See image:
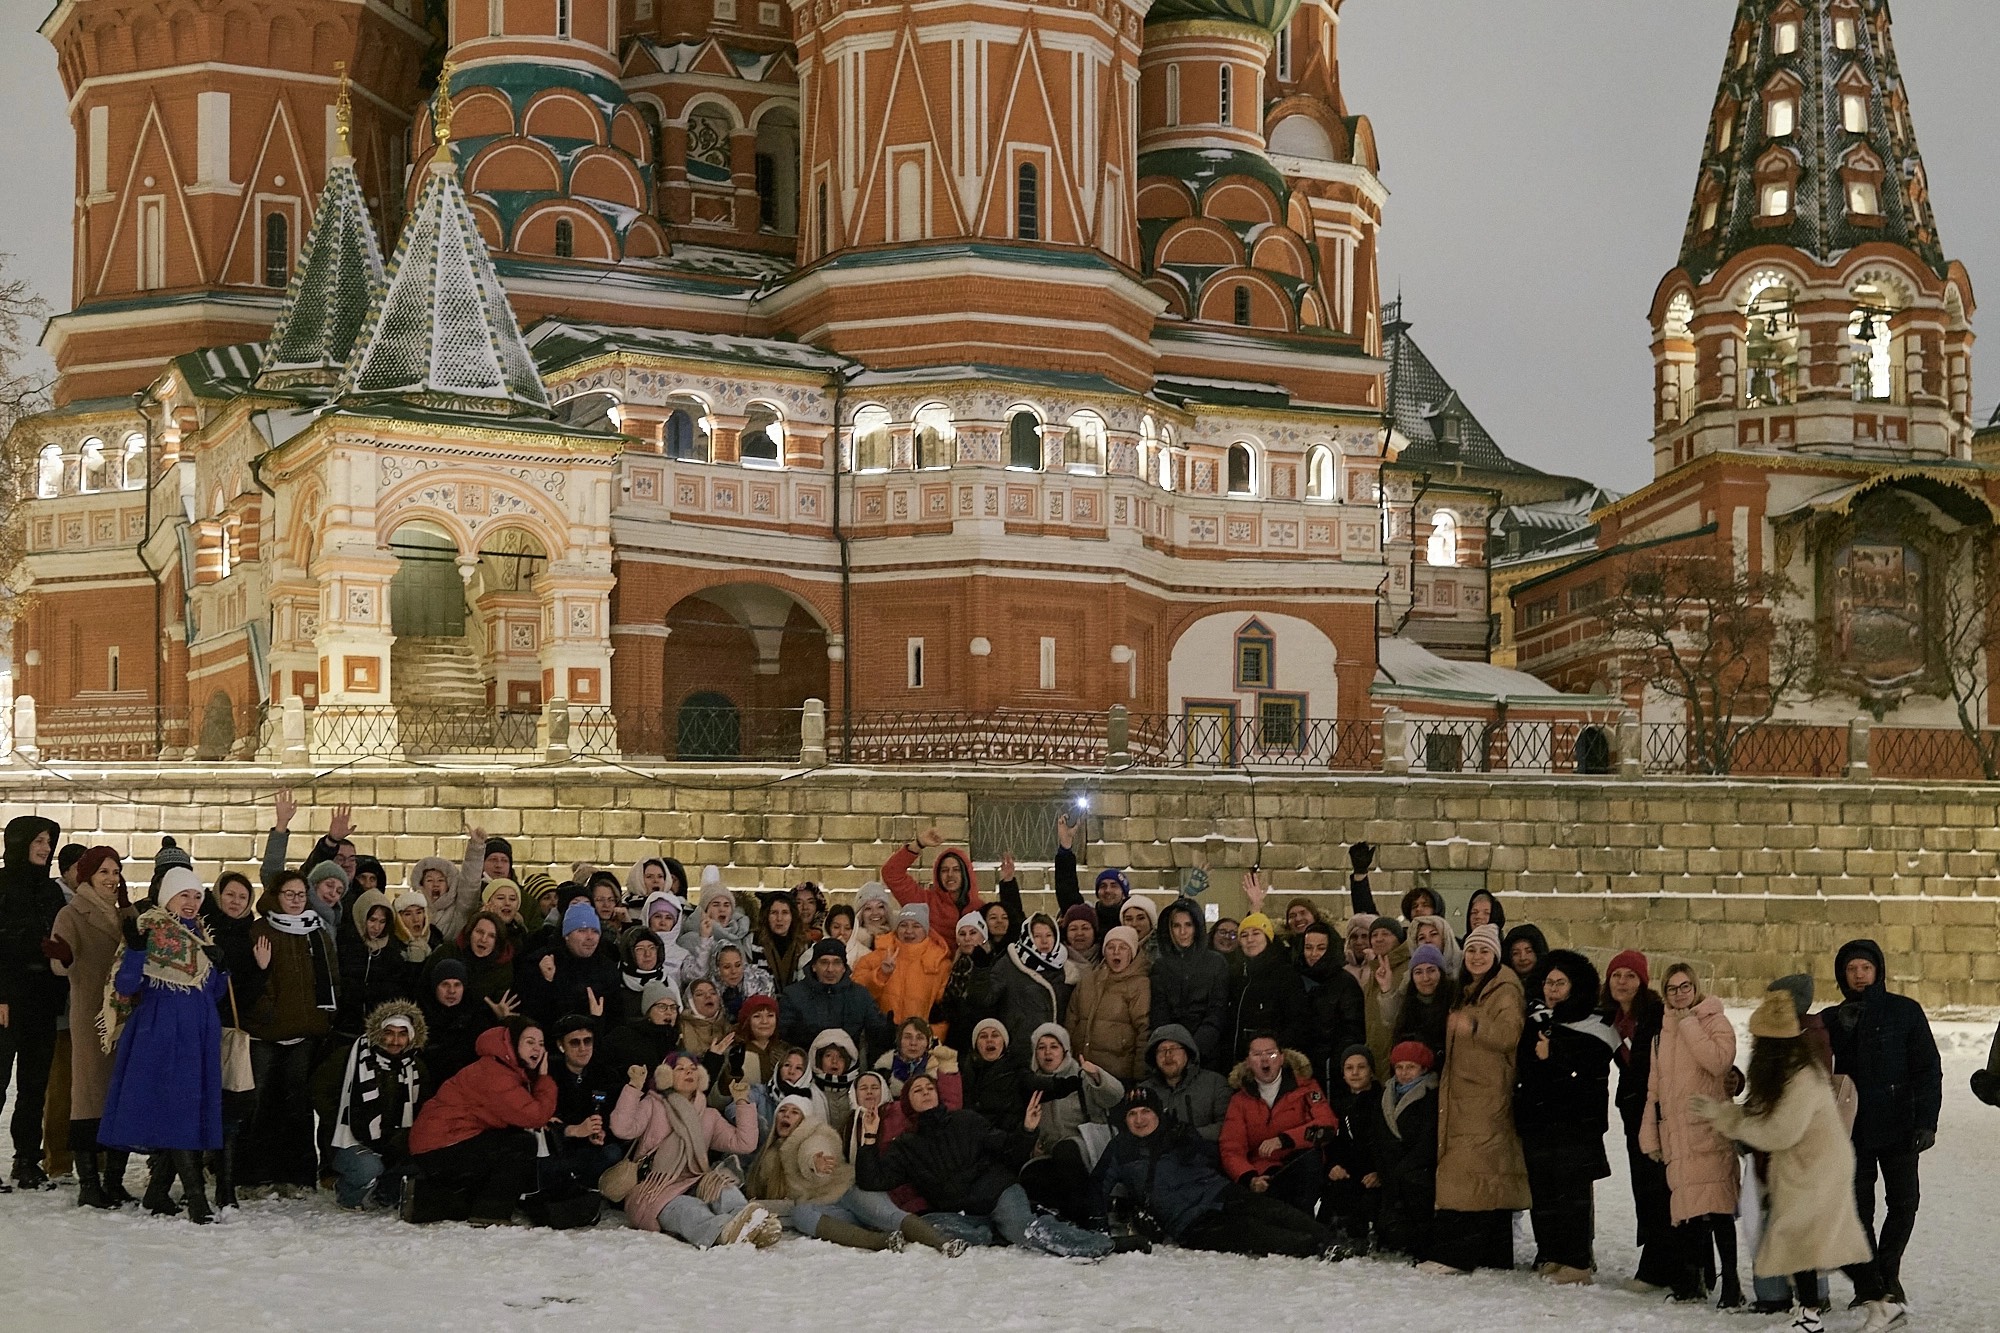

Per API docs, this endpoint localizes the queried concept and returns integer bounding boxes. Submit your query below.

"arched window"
[78,438,107,493]
[553,219,574,259]
[1232,285,1251,326]
[1744,272,1799,407]
[1016,163,1039,241]
[895,159,923,242]
[36,444,63,498]
[263,213,289,288]
[1065,411,1105,473]
[1850,283,1900,404]
[1761,180,1792,217]
[122,433,147,489]
[1226,442,1253,496]
[1008,410,1042,470]
[663,393,712,461]
[1158,440,1176,492]
[1766,96,1796,138]
[740,402,784,465]
[852,405,892,472]
[1771,18,1798,54]
[1305,445,1334,501]
[754,107,799,234]
[1219,65,1233,126]
[914,403,954,469]
[1842,92,1869,135]
[1426,510,1459,566]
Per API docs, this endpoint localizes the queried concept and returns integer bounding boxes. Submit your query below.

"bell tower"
[40,1,432,406]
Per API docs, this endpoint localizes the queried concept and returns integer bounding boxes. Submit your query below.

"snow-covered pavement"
[1,1015,1992,1333]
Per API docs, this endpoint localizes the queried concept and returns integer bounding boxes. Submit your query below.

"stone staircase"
[391,636,488,707]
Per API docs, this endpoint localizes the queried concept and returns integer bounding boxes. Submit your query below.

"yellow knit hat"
[1239,912,1276,941]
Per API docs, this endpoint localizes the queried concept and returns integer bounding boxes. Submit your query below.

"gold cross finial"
[333,61,353,158]
[430,59,457,166]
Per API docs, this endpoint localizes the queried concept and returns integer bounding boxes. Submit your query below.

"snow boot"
[812,1215,896,1251]
[898,1214,967,1256]
[1786,1306,1825,1333]
[74,1151,110,1209]
[718,1204,781,1248]
[142,1154,179,1216]
[100,1150,137,1206]
[1669,1264,1710,1304]
[211,1140,238,1210]
[12,1159,51,1190]
[173,1152,213,1224]
[1858,1301,1909,1333]
[1717,1272,1745,1309]
[1022,1214,1113,1260]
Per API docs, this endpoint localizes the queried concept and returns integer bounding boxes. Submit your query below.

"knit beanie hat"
[391,889,426,916]
[76,845,120,886]
[1607,949,1651,989]
[1103,925,1141,956]
[738,994,779,1022]
[640,980,680,1015]
[562,900,600,936]
[1030,1022,1072,1056]
[483,877,522,905]
[431,959,470,986]
[1119,895,1160,929]
[1748,990,1803,1039]
[1122,1084,1162,1117]
[1769,973,1815,1021]
[855,881,893,913]
[153,836,195,874]
[971,1017,1009,1048]
[1410,943,1446,973]
[1339,1042,1375,1069]
[895,902,930,931]
[157,865,203,907]
[957,911,989,942]
[810,937,847,966]
[1389,1041,1436,1072]
[1238,912,1275,941]
[1463,923,1503,957]
[1371,916,1407,944]
[1094,867,1130,898]
[1061,904,1098,935]
[484,836,513,862]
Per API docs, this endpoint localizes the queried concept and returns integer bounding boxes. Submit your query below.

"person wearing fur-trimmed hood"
[745,1093,967,1254]
[1218,1035,1336,1216]
[327,999,428,1209]
[1513,949,1618,1285]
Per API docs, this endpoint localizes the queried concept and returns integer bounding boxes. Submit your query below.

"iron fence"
[616,706,805,762]
[837,711,1105,765]
[36,703,268,761]
[1642,721,1847,777]
[1123,713,1378,770]
[1870,726,1998,781]
[305,705,540,757]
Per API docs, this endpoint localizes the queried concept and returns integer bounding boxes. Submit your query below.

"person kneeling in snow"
[1091,1086,1345,1260]
[328,1000,428,1210]
[608,1052,775,1249]
[407,1017,557,1225]
[854,1072,1113,1258]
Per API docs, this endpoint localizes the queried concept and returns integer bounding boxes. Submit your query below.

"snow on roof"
[1375,635,1578,703]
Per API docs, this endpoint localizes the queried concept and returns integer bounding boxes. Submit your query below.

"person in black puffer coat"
[1826,938,1941,1304]
[1361,1040,1441,1259]
[1227,916,1307,1060]
[1514,949,1617,1283]
[1297,922,1367,1084]
[961,1018,1032,1129]
[0,815,66,1189]
[600,979,683,1080]
[418,959,490,1087]
[1600,948,1675,1292]
[1148,898,1229,1070]
[516,902,625,1030]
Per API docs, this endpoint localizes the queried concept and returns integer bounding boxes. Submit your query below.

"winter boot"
[74,1151,108,1209]
[1022,1214,1114,1260]
[1111,1235,1153,1256]
[1858,1301,1909,1333]
[211,1140,238,1210]
[811,1215,896,1251]
[100,1150,137,1206]
[173,1152,213,1224]
[1669,1265,1710,1303]
[1787,1306,1825,1333]
[899,1213,968,1257]
[12,1159,51,1190]
[718,1204,781,1248]
[142,1154,179,1216]
[1717,1272,1745,1309]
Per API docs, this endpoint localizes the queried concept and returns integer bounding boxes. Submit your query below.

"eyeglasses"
[563,1036,594,1046]
[1665,982,1697,996]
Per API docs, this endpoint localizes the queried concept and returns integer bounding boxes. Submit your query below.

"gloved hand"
[121,913,146,952]
[202,944,227,971]
[39,937,73,966]
[1914,1128,1936,1153]
[1347,842,1375,875]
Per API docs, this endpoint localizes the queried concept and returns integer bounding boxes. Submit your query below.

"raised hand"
[879,950,897,976]
[486,991,521,1019]
[628,1064,648,1089]
[538,954,557,983]
[327,804,354,843]
[1056,815,1075,851]
[811,1151,838,1177]
[1242,869,1268,912]
[709,1032,736,1056]
[1023,1090,1044,1131]
[585,987,604,1018]
[252,937,274,970]
[918,827,943,848]
[859,1106,881,1136]
[1000,853,1015,882]
[273,788,297,833]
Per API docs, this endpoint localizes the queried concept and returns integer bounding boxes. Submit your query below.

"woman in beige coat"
[48,847,134,1209]
[1427,923,1528,1274]
[1064,926,1152,1081]
[1695,993,1901,1331]
[1640,962,1741,1305]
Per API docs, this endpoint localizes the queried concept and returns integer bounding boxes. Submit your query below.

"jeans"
[657,1184,749,1248]
[330,1145,398,1208]
[0,1010,58,1168]
[791,1186,908,1237]
[1853,1148,1920,1289]
[1754,1272,1827,1306]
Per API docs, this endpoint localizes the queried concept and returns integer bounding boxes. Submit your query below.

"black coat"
[1513,1018,1616,1181]
[1148,900,1231,1069]
[417,995,489,1086]
[516,939,624,1029]
[855,1104,1033,1215]
[337,942,418,1035]
[601,1017,682,1079]
[202,902,271,1023]
[0,816,65,1018]
[1827,939,1942,1153]
[550,1053,625,1127]
[1298,957,1367,1082]
[779,969,891,1059]
[1358,1075,1439,1256]
[1228,946,1307,1059]
[1088,1117,1230,1240]
[1609,996,1664,1139]
[962,1048,1032,1129]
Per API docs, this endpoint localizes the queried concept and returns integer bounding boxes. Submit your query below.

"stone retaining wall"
[3,764,1995,1010]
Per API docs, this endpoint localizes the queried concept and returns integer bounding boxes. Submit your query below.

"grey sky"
[2,3,1995,494]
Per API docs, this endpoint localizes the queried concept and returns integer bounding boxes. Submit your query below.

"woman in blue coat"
[99,866,228,1222]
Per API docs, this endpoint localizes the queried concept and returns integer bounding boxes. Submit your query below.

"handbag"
[599,1136,654,1204]
[220,978,255,1094]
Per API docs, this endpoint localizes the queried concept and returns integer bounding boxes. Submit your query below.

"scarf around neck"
[99,908,213,1051]
[1015,937,1067,974]
[263,908,323,936]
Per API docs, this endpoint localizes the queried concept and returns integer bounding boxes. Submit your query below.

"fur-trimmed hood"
[775,1114,852,1205]
[1226,1046,1315,1092]
[364,998,429,1051]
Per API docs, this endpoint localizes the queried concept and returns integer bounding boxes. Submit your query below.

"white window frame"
[1038,637,1056,690]
[906,637,925,690]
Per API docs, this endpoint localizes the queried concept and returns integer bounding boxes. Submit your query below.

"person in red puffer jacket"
[1220,1034,1337,1217]
[406,1017,557,1224]
[881,829,982,952]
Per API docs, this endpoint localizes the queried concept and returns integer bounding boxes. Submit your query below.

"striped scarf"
[330,1037,420,1149]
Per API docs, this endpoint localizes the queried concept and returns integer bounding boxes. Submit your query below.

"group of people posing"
[0,804,1972,1332]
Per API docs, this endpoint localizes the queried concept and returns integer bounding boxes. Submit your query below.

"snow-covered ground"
[0,1014,1992,1333]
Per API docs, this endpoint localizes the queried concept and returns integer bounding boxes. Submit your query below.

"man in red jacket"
[881,827,982,952]
[1220,1034,1337,1216]
[407,1018,559,1225]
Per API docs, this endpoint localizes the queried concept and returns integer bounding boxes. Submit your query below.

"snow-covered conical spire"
[335,63,550,417]
[255,64,385,395]
[1680,0,1944,280]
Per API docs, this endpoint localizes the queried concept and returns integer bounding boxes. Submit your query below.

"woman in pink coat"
[1639,963,1741,1307]
[609,1052,776,1248]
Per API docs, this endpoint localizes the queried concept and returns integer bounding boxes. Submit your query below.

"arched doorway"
[640,585,831,757]
[388,520,464,638]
